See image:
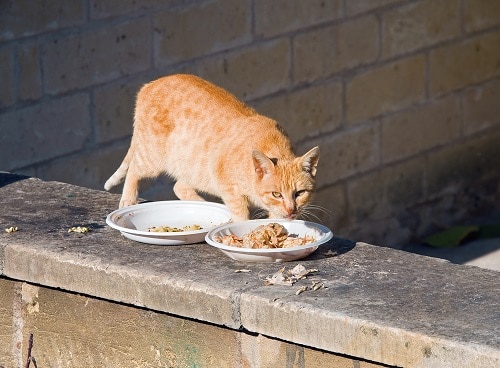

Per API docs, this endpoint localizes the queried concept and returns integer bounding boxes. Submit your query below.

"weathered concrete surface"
[241,244,500,367]
[0,278,385,368]
[0,279,17,368]
[1,173,499,368]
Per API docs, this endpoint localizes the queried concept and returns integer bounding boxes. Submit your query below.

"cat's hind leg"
[173,181,205,201]
[119,167,141,208]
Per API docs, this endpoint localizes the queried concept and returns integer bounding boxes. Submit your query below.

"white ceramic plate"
[205,219,333,263]
[106,201,232,245]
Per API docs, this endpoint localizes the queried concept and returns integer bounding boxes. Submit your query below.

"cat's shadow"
[307,237,356,261]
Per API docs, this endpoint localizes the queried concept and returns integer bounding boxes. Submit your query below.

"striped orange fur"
[105,74,319,221]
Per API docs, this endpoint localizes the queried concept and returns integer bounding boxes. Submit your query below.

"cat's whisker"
[297,203,333,224]
[313,207,333,219]
[298,210,323,224]
[252,209,268,219]
[308,202,332,215]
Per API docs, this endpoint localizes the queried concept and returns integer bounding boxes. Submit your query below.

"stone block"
[0,279,16,368]
[293,25,336,84]
[38,145,129,191]
[463,0,500,33]
[382,0,460,58]
[93,79,142,144]
[240,333,381,368]
[429,30,500,97]
[346,55,425,124]
[198,39,291,100]
[345,0,402,16]
[463,79,500,135]
[37,142,173,202]
[425,128,500,198]
[19,284,241,368]
[411,129,500,238]
[346,158,424,223]
[331,15,379,73]
[43,18,151,94]
[0,93,91,171]
[0,46,15,107]
[18,43,42,102]
[251,82,342,142]
[309,123,380,186]
[254,0,342,37]
[294,15,378,83]
[381,95,461,163]
[153,0,251,67]
[90,0,163,19]
[139,177,177,202]
[0,0,86,41]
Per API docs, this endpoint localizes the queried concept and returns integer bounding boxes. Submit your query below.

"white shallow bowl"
[205,219,333,263]
[106,201,231,245]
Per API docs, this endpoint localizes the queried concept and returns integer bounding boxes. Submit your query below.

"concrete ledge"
[240,243,500,367]
[1,173,499,367]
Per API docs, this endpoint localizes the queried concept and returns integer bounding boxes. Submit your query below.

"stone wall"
[1,173,499,367]
[1,0,500,246]
[0,278,385,368]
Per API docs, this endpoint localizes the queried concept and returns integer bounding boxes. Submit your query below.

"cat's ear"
[299,146,320,177]
[252,150,275,179]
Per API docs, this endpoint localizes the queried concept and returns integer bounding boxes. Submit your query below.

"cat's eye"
[295,190,307,198]
[272,192,282,198]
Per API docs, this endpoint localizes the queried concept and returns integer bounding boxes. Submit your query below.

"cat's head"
[252,146,319,219]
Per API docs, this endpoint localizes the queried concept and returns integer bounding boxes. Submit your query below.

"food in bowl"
[214,222,315,249]
[147,224,202,232]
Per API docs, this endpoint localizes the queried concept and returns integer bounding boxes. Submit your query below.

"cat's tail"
[104,148,132,191]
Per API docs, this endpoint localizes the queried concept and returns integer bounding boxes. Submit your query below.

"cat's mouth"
[266,209,300,220]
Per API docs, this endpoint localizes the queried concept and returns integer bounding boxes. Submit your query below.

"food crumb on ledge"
[68,226,90,233]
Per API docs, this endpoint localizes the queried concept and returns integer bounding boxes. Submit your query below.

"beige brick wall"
[381,0,461,58]
[381,95,462,163]
[1,0,499,246]
[154,0,251,66]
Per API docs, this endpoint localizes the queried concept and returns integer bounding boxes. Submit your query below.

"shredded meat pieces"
[214,223,315,249]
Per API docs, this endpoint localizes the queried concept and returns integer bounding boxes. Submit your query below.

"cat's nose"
[283,201,297,218]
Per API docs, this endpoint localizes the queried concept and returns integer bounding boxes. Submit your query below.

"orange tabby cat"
[104,74,319,221]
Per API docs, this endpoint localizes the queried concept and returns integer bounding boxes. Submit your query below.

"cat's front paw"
[119,198,138,208]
